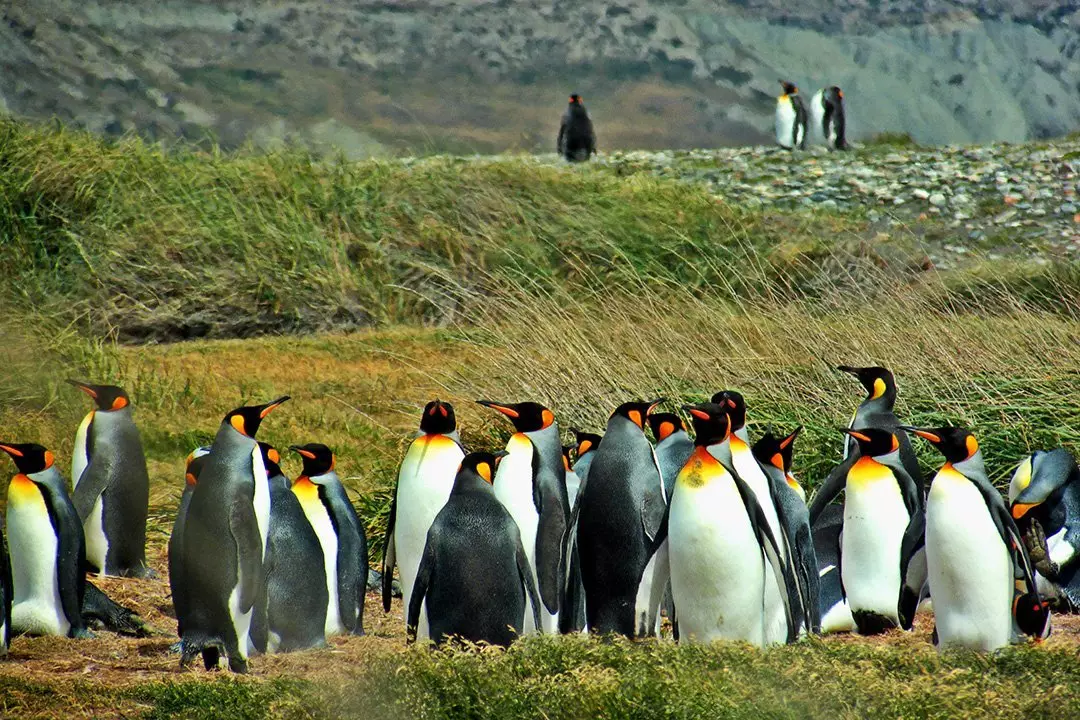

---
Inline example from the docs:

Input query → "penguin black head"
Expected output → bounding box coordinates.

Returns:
[184,446,211,486]
[779,80,798,95]
[476,400,556,433]
[291,443,335,477]
[1009,448,1079,521]
[68,379,131,412]
[841,427,899,457]
[837,365,896,403]
[568,93,583,105]
[0,442,56,475]
[561,445,573,472]
[572,429,602,458]
[683,403,731,447]
[1014,591,1052,642]
[419,399,457,436]
[647,413,685,443]
[709,390,747,432]
[827,86,844,103]
[751,427,802,474]
[458,450,505,484]
[610,398,667,431]
[258,442,284,478]
[223,396,290,438]
[901,426,979,465]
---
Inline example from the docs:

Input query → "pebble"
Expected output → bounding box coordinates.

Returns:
[929,193,947,207]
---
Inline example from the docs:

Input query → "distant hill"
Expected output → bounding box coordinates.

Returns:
[2,1,1079,155]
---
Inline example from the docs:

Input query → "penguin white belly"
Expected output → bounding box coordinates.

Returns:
[228,582,252,662]
[842,469,909,628]
[808,90,826,145]
[493,434,542,635]
[730,443,788,645]
[926,469,1012,651]
[298,496,345,637]
[565,470,581,512]
[775,99,797,149]
[71,412,92,491]
[251,447,270,557]
[83,496,108,577]
[8,500,70,637]
[395,435,462,641]
[669,469,765,645]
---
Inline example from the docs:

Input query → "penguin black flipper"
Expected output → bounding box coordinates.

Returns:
[897,508,925,630]
[321,484,368,636]
[229,500,263,614]
[640,449,667,542]
[82,581,151,637]
[71,451,114,522]
[808,455,855,526]
[531,446,566,615]
[382,491,398,613]
[796,523,822,633]
[763,468,818,634]
[406,539,434,645]
[732,474,798,643]
[556,120,567,157]
[1,527,12,650]
[40,483,88,637]
[973,478,1042,596]
[517,533,543,634]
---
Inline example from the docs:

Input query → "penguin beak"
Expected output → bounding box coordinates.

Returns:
[779,426,802,449]
[0,443,23,458]
[67,379,99,399]
[682,404,710,421]
[1012,502,1041,520]
[841,428,872,443]
[646,398,668,414]
[259,396,290,419]
[289,445,317,460]
[476,400,520,419]
[899,426,941,444]
[836,365,859,377]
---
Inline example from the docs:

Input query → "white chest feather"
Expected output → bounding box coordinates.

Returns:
[71,412,93,491]
[251,447,270,557]
[296,490,344,636]
[83,497,108,576]
[775,98,797,148]
[842,461,909,618]
[7,496,69,636]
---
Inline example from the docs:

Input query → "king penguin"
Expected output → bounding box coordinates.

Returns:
[382,400,464,641]
[562,446,581,511]
[290,443,367,637]
[1009,448,1080,608]
[576,398,668,637]
[557,93,596,162]
[830,428,923,635]
[0,442,89,638]
[68,380,152,578]
[0,516,10,654]
[408,451,542,647]
[906,425,1048,650]
[251,442,327,652]
[647,413,694,501]
[560,429,602,634]
[808,86,849,150]
[177,396,288,673]
[663,403,794,645]
[477,400,570,634]
[168,446,211,639]
[775,80,808,150]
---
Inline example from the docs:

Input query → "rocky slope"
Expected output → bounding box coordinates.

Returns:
[2,1,1079,155]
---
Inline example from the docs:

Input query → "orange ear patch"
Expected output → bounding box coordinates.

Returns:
[658,421,675,441]
[43,450,55,469]
[770,453,784,470]
[628,410,643,428]
[890,434,900,452]
[230,415,247,435]
[965,435,979,458]
[268,448,281,464]
[477,462,492,483]
[577,440,593,456]
[111,396,128,410]
[542,409,555,428]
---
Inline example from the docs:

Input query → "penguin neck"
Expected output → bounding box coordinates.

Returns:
[656,430,688,449]
[732,426,751,445]
[524,422,560,459]
[25,466,67,496]
[704,436,735,470]
[452,470,493,495]
[947,451,987,481]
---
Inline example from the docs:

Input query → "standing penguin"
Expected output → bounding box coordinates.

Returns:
[665,403,794,645]
[568,430,602,508]
[775,80,808,150]
[812,505,855,633]
[1009,448,1080,608]
[647,413,694,501]
[830,428,923,634]
[290,443,367,637]
[477,400,570,634]
[751,426,821,635]
[68,380,151,578]
[382,400,464,641]
[557,94,596,162]
[561,429,602,634]
[808,86,849,150]
[0,517,10,654]
[251,442,327,652]
[177,396,288,673]
[408,451,542,647]
[0,442,89,638]
[562,446,581,511]
[168,446,211,639]
[576,399,668,637]
[907,425,1048,650]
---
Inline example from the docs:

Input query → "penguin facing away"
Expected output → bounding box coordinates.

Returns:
[68,380,152,578]
[906,425,1048,650]
[408,451,542,647]
[664,403,795,645]
[647,413,694,502]
[833,428,923,635]
[1009,448,1080,608]
[253,442,327,652]
[290,443,367,637]
[0,442,89,638]
[560,429,603,635]
[169,446,211,639]
[382,400,464,642]
[809,86,849,150]
[177,396,288,673]
[812,504,854,633]
[557,93,596,162]
[477,400,570,635]
[775,80,808,150]
[575,398,669,637]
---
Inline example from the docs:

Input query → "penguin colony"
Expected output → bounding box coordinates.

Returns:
[0,362,1075,668]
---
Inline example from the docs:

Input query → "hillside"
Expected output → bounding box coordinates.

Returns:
[2,1,1080,155]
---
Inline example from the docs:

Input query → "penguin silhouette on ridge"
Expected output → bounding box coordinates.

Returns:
[557,93,596,162]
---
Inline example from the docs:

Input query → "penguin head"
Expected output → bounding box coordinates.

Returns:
[290,443,335,477]
[572,429,602,457]
[827,86,844,104]
[1014,590,1052,642]
[258,442,284,478]
[459,450,504,484]
[837,365,896,403]
[841,428,899,457]
[683,403,731,447]
[476,400,556,433]
[0,442,57,475]
[1009,448,1079,520]
[709,390,746,432]
[561,445,573,471]
[184,446,211,486]
[223,396,290,438]
[646,413,685,443]
[568,93,583,105]
[419,399,457,436]
[610,398,667,431]
[68,379,131,411]
[902,425,978,465]
[751,426,802,474]
[779,80,798,95]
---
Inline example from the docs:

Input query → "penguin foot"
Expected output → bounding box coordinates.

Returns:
[228,655,249,674]
[71,627,97,640]
[852,611,898,636]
